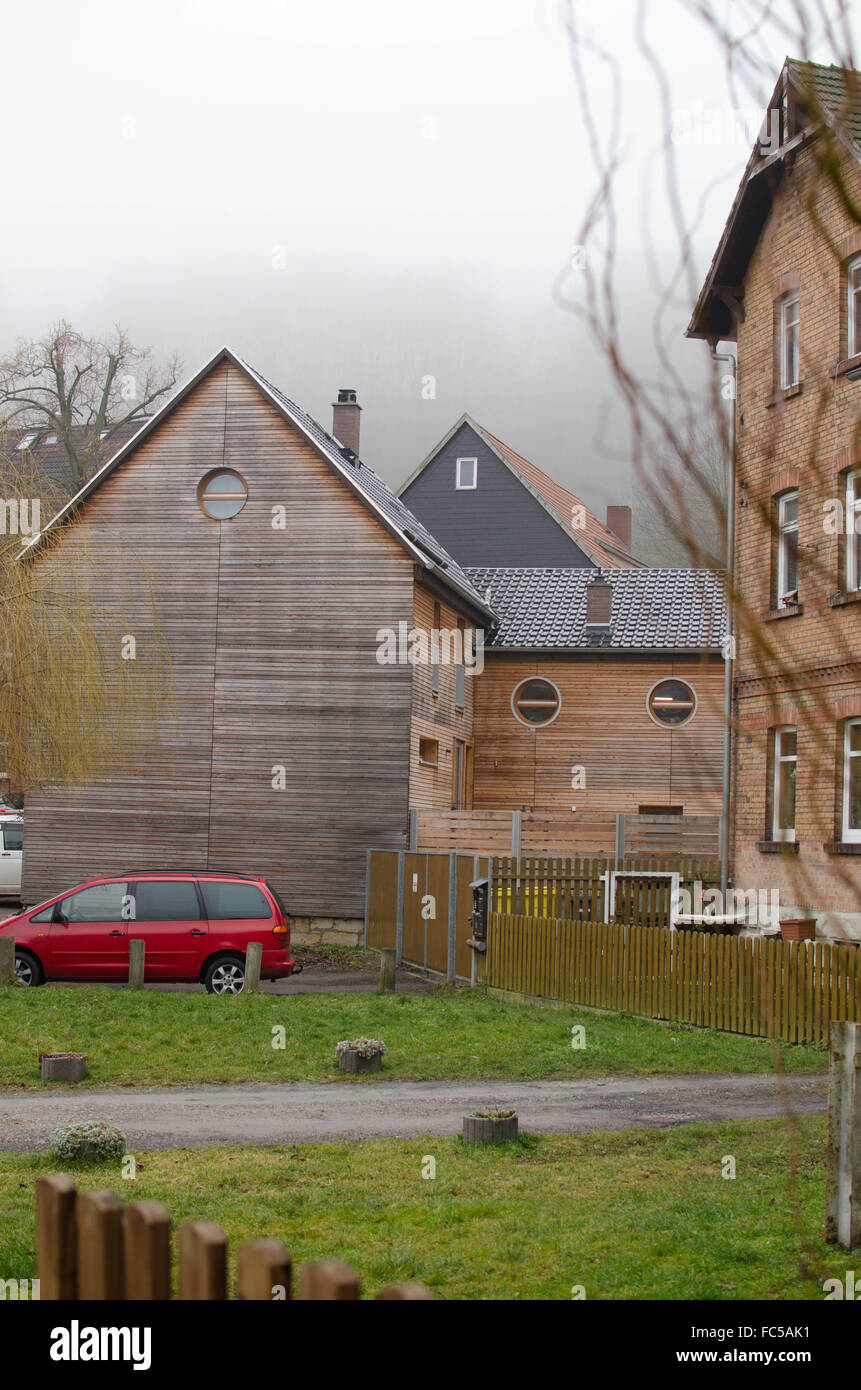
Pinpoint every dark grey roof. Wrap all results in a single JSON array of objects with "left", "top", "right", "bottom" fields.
[
  {"left": 466, "top": 566, "right": 727, "bottom": 651},
  {"left": 241, "top": 359, "right": 492, "bottom": 615},
  {"left": 0, "top": 420, "right": 148, "bottom": 498}
]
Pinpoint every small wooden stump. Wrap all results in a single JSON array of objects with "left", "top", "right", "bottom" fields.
[
  {"left": 378, "top": 947, "right": 396, "bottom": 995},
  {"left": 338, "top": 1050, "right": 382, "bottom": 1074},
  {"left": 40, "top": 1053, "right": 88, "bottom": 1082},
  {"left": 128, "top": 939, "right": 146, "bottom": 990},
  {"left": 462, "top": 1113, "right": 518, "bottom": 1146}
]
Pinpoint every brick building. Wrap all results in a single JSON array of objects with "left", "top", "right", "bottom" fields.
[{"left": 689, "top": 58, "right": 861, "bottom": 940}]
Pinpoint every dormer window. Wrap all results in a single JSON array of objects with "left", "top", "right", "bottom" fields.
[
  {"left": 456, "top": 458, "right": 477, "bottom": 490},
  {"left": 848, "top": 256, "right": 861, "bottom": 359},
  {"left": 779, "top": 293, "right": 800, "bottom": 388}
]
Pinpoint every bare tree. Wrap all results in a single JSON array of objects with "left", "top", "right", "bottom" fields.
[{"left": 0, "top": 322, "right": 180, "bottom": 489}]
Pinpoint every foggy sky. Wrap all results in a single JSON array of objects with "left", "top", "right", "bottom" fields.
[{"left": 1, "top": 0, "right": 855, "bottom": 527}]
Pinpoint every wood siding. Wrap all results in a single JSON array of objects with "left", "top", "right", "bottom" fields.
[
  {"left": 21, "top": 362, "right": 419, "bottom": 918},
  {"left": 408, "top": 582, "right": 475, "bottom": 810},
  {"left": 472, "top": 652, "right": 724, "bottom": 818}
]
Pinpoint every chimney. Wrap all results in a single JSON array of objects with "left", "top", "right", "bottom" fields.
[
  {"left": 332, "top": 388, "right": 361, "bottom": 457},
  {"left": 606, "top": 505, "right": 632, "bottom": 550},
  {"left": 585, "top": 578, "right": 613, "bottom": 628}
]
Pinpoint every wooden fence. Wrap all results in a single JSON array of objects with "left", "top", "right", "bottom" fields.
[
  {"left": 486, "top": 914, "right": 861, "bottom": 1044},
  {"left": 491, "top": 856, "right": 720, "bottom": 931},
  {"left": 411, "top": 809, "right": 720, "bottom": 859},
  {"left": 35, "top": 1176, "right": 434, "bottom": 1300}
]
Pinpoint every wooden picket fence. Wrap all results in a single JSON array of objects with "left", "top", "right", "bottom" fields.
[
  {"left": 486, "top": 914, "right": 861, "bottom": 1044},
  {"left": 36, "top": 1176, "right": 434, "bottom": 1300},
  {"left": 490, "top": 856, "right": 720, "bottom": 930}
]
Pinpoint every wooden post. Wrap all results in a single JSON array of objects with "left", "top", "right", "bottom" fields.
[
  {"left": 36, "top": 1175, "right": 78, "bottom": 1299},
  {"left": 376, "top": 1283, "right": 436, "bottom": 1300},
  {"left": 245, "top": 941, "right": 262, "bottom": 993},
  {"left": 128, "top": 938, "right": 146, "bottom": 990},
  {"left": 237, "top": 1239, "right": 292, "bottom": 1300},
  {"left": 378, "top": 947, "right": 396, "bottom": 995},
  {"left": 826, "top": 1020, "right": 861, "bottom": 1249},
  {"left": 178, "top": 1221, "right": 227, "bottom": 1300},
  {"left": 511, "top": 811, "right": 522, "bottom": 859},
  {"left": 299, "top": 1260, "right": 360, "bottom": 1300},
  {"left": 76, "top": 1190, "right": 125, "bottom": 1299},
  {"left": 409, "top": 807, "right": 418, "bottom": 852},
  {"left": 123, "top": 1200, "right": 171, "bottom": 1300},
  {"left": 0, "top": 935, "right": 14, "bottom": 985}
]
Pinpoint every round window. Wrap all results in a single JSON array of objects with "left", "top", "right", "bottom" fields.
[
  {"left": 647, "top": 679, "right": 697, "bottom": 728},
  {"left": 198, "top": 469, "right": 248, "bottom": 519},
  {"left": 511, "top": 677, "right": 561, "bottom": 727}
]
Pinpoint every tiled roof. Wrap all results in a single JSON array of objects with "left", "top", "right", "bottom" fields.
[
  {"left": 787, "top": 59, "right": 861, "bottom": 149},
  {"left": 467, "top": 566, "right": 727, "bottom": 651},
  {"left": 480, "top": 428, "right": 640, "bottom": 568},
  {"left": 0, "top": 420, "right": 145, "bottom": 497}
]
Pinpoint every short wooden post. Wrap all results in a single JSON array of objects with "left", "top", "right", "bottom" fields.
[
  {"left": 0, "top": 935, "right": 14, "bottom": 985},
  {"left": 76, "top": 1190, "right": 125, "bottom": 1299},
  {"left": 128, "top": 939, "right": 146, "bottom": 990},
  {"left": 299, "top": 1260, "right": 360, "bottom": 1300},
  {"left": 245, "top": 941, "right": 263, "bottom": 993},
  {"left": 237, "top": 1239, "right": 292, "bottom": 1300},
  {"left": 378, "top": 947, "right": 396, "bottom": 995},
  {"left": 178, "top": 1221, "right": 227, "bottom": 1300},
  {"left": 123, "top": 1200, "right": 171, "bottom": 1299},
  {"left": 376, "top": 1282, "right": 436, "bottom": 1300},
  {"left": 36, "top": 1175, "right": 78, "bottom": 1299},
  {"left": 826, "top": 1020, "right": 861, "bottom": 1249}
]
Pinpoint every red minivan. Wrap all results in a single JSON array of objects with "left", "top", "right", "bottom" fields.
[{"left": 0, "top": 870, "right": 299, "bottom": 993}]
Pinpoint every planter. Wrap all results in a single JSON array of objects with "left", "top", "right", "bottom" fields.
[
  {"left": 779, "top": 918, "right": 817, "bottom": 943},
  {"left": 338, "top": 1049, "right": 382, "bottom": 1074},
  {"left": 39, "top": 1052, "right": 88, "bottom": 1082},
  {"left": 462, "top": 1111, "right": 518, "bottom": 1146}
]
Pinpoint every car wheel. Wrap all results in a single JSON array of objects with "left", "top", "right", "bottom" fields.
[
  {"left": 14, "top": 951, "right": 44, "bottom": 987},
  {"left": 204, "top": 955, "right": 246, "bottom": 995}
]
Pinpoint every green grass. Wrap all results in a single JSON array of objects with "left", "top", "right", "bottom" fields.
[
  {"left": 0, "top": 1118, "right": 851, "bottom": 1299},
  {"left": 0, "top": 984, "right": 826, "bottom": 1089}
]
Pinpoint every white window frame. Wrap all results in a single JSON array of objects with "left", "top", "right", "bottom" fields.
[
  {"left": 842, "top": 718, "right": 861, "bottom": 843},
  {"left": 846, "top": 469, "right": 861, "bottom": 592},
  {"left": 16, "top": 432, "right": 39, "bottom": 452},
  {"left": 455, "top": 457, "right": 477, "bottom": 490},
  {"left": 779, "top": 293, "right": 800, "bottom": 389},
  {"left": 777, "top": 490, "right": 799, "bottom": 605},
  {"left": 772, "top": 725, "right": 797, "bottom": 843},
  {"left": 848, "top": 255, "right": 861, "bottom": 359}
]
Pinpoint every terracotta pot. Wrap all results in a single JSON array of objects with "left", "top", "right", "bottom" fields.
[{"left": 779, "top": 918, "right": 816, "bottom": 942}]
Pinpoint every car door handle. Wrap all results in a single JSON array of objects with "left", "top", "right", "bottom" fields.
[
  {"left": 190, "top": 929, "right": 206, "bottom": 936},
  {"left": 109, "top": 930, "right": 124, "bottom": 937}
]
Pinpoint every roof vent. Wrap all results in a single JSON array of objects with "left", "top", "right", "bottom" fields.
[{"left": 585, "top": 578, "right": 613, "bottom": 628}]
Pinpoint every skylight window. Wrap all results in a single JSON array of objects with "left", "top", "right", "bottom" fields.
[{"left": 16, "top": 432, "right": 39, "bottom": 451}]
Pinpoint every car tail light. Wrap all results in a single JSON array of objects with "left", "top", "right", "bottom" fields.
[{"left": 272, "top": 917, "right": 290, "bottom": 942}]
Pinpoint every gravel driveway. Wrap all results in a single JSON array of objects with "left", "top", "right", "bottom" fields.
[{"left": 0, "top": 1073, "right": 828, "bottom": 1151}]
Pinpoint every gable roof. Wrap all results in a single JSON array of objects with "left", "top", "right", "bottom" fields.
[
  {"left": 688, "top": 57, "right": 861, "bottom": 342},
  {"left": 467, "top": 566, "right": 727, "bottom": 652},
  {"left": 18, "top": 348, "right": 497, "bottom": 626},
  {"left": 398, "top": 414, "right": 642, "bottom": 568}
]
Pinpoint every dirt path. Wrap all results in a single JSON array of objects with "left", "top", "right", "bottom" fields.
[{"left": 0, "top": 1073, "right": 827, "bottom": 1151}]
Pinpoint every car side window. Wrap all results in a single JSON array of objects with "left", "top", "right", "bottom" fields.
[
  {"left": 131, "top": 880, "right": 202, "bottom": 921},
  {"left": 201, "top": 881, "right": 270, "bottom": 919},
  {"left": 30, "top": 904, "right": 55, "bottom": 923},
  {"left": 2, "top": 825, "right": 22, "bottom": 851},
  {"left": 59, "top": 882, "right": 130, "bottom": 923}
]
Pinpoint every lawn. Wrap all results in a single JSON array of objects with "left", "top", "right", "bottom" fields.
[
  {"left": 0, "top": 1117, "right": 850, "bottom": 1299},
  {"left": 0, "top": 983, "right": 827, "bottom": 1089}
]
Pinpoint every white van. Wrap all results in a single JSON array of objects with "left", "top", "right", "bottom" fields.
[{"left": 0, "top": 814, "right": 23, "bottom": 900}]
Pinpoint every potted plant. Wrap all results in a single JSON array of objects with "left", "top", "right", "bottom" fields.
[
  {"left": 336, "top": 1037, "right": 386, "bottom": 1073},
  {"left": 39, "top": 1028, "right": 87, "bottom": 1081},
  {"left": 779, "top": 918, "right": 817, "bottom": 942},
  {"left": 462, "top": 1108, "right": 518, "bottom": 1146},
  {"left": 50, "top": 1121, "right": 125, "bottom": 1162}
]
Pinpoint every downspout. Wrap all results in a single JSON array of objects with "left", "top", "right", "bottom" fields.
[{"left": 710, "top": 345, "right": 737, "bottom": 901}]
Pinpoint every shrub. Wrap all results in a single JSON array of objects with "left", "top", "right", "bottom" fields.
[
  {"left": 335, "top": 1037, "right": 387, "bottom": 1060},
  {"left": 50, "top": 1121, "right": 126, "bottom": 1163}
]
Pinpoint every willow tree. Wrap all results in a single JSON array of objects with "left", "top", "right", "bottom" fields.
[{"left": 0, "top": 445, "right": 173, "bottom": 795}]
